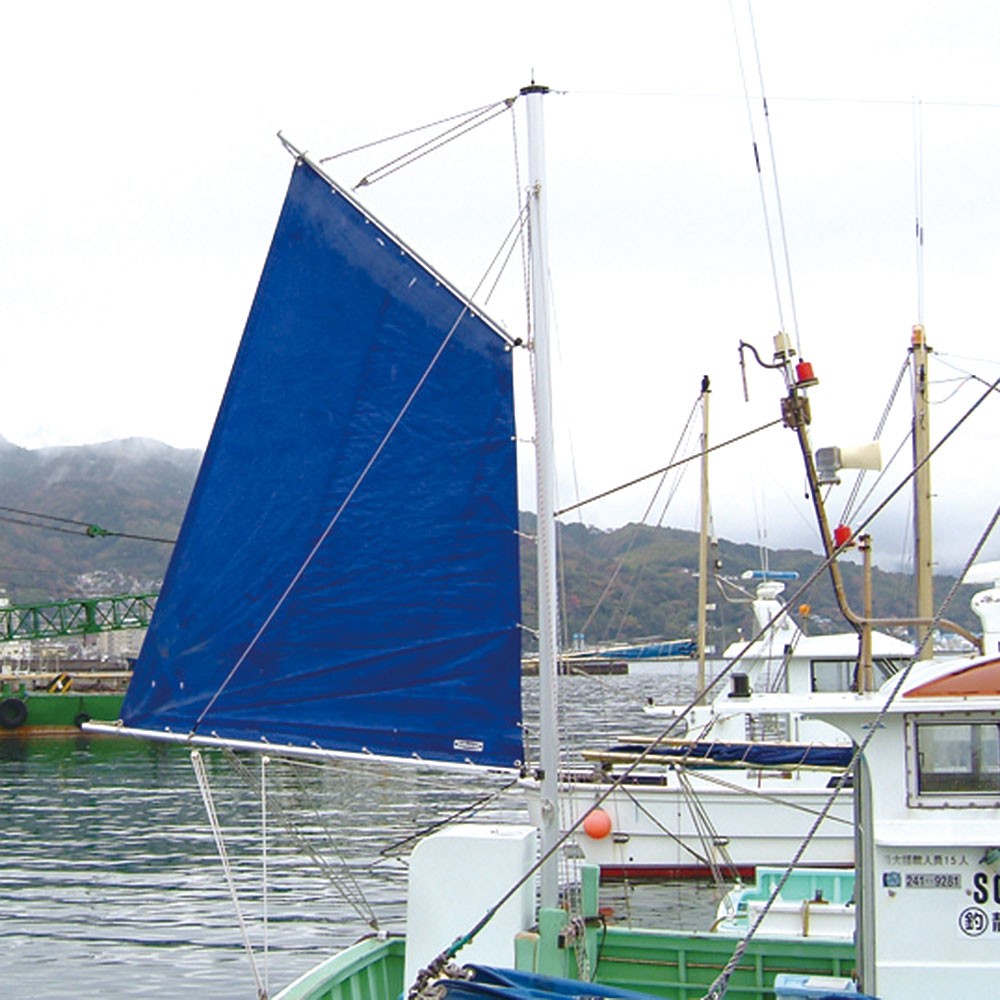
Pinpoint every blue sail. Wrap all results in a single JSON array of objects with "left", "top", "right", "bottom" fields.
[{"left": 121, "top": 156, "right": 522, "bottom": 769}]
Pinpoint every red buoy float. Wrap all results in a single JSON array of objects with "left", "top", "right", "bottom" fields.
[{"left": 582, "top": 807, "right": 612, "bottom": 840}]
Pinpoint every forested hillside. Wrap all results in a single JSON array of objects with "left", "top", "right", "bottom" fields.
[{"left": 0, "top": 438, "right": 976, "bottom": 648}]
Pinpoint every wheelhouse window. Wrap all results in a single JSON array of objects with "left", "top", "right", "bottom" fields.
[
  {"left": 915, "top": 721, "right": 1000, "bottom": 795},
  {"left": 811, "top": 657, "right": 906, "bottom": 693}
]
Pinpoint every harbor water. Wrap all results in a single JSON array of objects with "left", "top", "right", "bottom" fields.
[{"left": 1, "top": 669, "right": 722, "bottom": 999}]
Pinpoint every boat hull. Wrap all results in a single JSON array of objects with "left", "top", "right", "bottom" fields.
[
  {"left": 0, "top": 689, "right": 126, "bottom": 736},
  {"left": 274, "top": 926, "right": 855, "bottom": 1000},
  {"left": 523, "top": 770, "right": 854, "bottom": 879}
]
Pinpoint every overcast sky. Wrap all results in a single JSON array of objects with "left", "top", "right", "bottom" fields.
[{"left": 4, "top": 1, "right": 1000, "bottom": 576}]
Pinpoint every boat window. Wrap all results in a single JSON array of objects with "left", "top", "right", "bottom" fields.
[
  {"left": 811, "top": 660, "right": 855, "bottom": 692},
  {"left": 811, "top": 657, "right": 903, "bottom": 693},
  {"left": 874, "top": 657, "right": 906, "bottom": 683},
  {"left": 915, "top": 722, "right": 1000, "bottom": 795}
]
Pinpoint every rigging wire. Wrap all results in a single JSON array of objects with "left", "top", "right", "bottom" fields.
[
  {"left": 555, "top": 417, "right": 783, "bottom": 517},
  {"left": 575, "top": 390, "right": 702, "bottom": 643},
  {"left": 223, "top": 750, "right": 381, "bottom": 931},
  {"left": 348, "top": 101, "right": 514, "bottom": 189},
  {"left": 729, "top": 0, "right": 801, "bottom": 351},
  {"left": 317, "top": 98, "right": 510, "bottom": 162},
  {"left": 0, "top": 504, "right": 175, "bottom": 544},
  {"left": 837, "top": 356, "right": 910, "bottom": 526}
]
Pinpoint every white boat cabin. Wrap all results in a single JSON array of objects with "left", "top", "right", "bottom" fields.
[{"left": 807, "top": 654, "right": 1000, "bottom": 998}]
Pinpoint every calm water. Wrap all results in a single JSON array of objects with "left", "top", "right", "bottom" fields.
[{"left": 0, "top": 670, "right": 719, "bottom": 1000}]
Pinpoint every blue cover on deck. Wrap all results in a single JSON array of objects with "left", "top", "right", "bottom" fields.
[
  {"left": 444, "top": 966, "right": 663, "bottom": 1000},
  {"left": 598, "top": 639, "right": 697, "bottom": 660},
  {"left": 121, "top": 157, "right": 522, "bottom": 768},
  {"left": 606, "top": 740, "right": 853, "bottom": 769}
]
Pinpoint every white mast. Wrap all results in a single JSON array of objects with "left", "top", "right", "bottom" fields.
[
  {"left": 697, "top": 376, "right": 711, "bottom": 692},
  {"left": 523, "top": 81, "right": 560, "bottom": 910}
]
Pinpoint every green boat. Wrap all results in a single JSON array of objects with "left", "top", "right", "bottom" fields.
[
  {"left": 0, "top": 595, "right": 150, "bottom": 735},
  {"left": 272, "top": 860, "right": 856, "bottom": 1000},
  {"left": 0, "top": 673, "right": 127, "bottom": 735}
]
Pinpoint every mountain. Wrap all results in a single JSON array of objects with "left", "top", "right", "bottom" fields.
[
  {"left": 0, "top": 439, "right": 977, "bottom": 647},
  {"left": 0, "top": 438, "right": 200, "bottom": 602},
  {"left": 518, "top": 515, "right": 980, "bottom": 653}
]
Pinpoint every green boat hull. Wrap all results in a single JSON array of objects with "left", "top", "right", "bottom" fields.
[
  {"left": 274, "top": 928, "right": 854, "bottom": 1000},
  {"left": 0, "top": 683, "right": 126, "bottom": 735},
  {"left": 273, "top": 843, "right": 854, "bottom": 1000}
]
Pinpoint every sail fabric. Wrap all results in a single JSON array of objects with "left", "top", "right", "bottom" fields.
[{"left": 121, "top": 157, "right": 522, "bottom": 769}]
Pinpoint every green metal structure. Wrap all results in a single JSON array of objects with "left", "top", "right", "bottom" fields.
[
  {"left": 0, "top": 593, "right": 154, "bottom": 735},
  {"left": 0, "top": 593, "right": 157, "bottom": 642}
]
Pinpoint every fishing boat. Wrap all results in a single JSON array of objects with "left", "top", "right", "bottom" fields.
[
  {"left": 85, "top": 84, "right": 875, "bottom": 998},
  {"left": 530, "top": 572, "right": 916, "bottom": 879},
  {"left": 528, "top": 324, "right": 989, "bottom": 882}
]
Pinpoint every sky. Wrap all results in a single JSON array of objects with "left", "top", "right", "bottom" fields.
[{"left": 4, "top": 1, "right": 1000, "bottom": 578}]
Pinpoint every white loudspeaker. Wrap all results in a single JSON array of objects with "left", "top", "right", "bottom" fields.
[{"left": 837, "top": 441, "right": 882, "bottom": 471}]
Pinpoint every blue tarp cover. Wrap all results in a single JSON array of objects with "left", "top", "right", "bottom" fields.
[
  {"left": 121, "top": 158, "right": 522, "bottom": 768},
  {"left": 603, "top": 741, "right": 853, "bottom": 769}
]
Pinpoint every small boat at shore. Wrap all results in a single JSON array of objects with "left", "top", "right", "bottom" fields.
[
  {"left": 0, "top": 593, "right": 152, "bottom": 735},
  {"left": 0, "top": 667, "right": 128, "bottom": 735}
]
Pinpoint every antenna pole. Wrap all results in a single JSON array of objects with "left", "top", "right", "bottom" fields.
[{"left": 911, "top": 325, "right": 934, "bottom": 657}]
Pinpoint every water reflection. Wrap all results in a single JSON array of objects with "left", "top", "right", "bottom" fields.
[{"left": 0, "top": 671, "right": 713, "bottom": 999}]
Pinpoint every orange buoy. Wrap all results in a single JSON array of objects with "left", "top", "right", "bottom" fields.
[{"left": 583, "top": 807, "right": 612, "bottom": 840}]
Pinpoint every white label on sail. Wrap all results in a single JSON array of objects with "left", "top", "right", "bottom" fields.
[{"left": 453, "top": 739, "right": 485, "bottom": 753}]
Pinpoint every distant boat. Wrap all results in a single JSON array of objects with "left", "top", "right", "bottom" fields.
[
  {"left": 0, "top": 675, "right": 127, "bottom": 735},
  {"left": 0, "top": 594, "right": 150, "bottom": 735}
]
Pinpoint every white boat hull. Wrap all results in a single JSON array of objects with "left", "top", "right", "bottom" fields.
[{"left": 523, "top": 768, "right": 854, "bottom": 879}]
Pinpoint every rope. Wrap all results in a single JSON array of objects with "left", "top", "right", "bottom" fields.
[
  {"left": 702, "top": 502, "right": 1000, "bottom": 999},
  {"left": 666, "top": 764, "right": 854, "bottom": 826},
  {"left": 191, "top": 750, "right": 268, "bottom": 1000},
  {"left": 674, "top": 768, "right": 741, "bottom": 891},
  {"left": 377, "top": 777, "right": 521, "bottom": 861}
]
